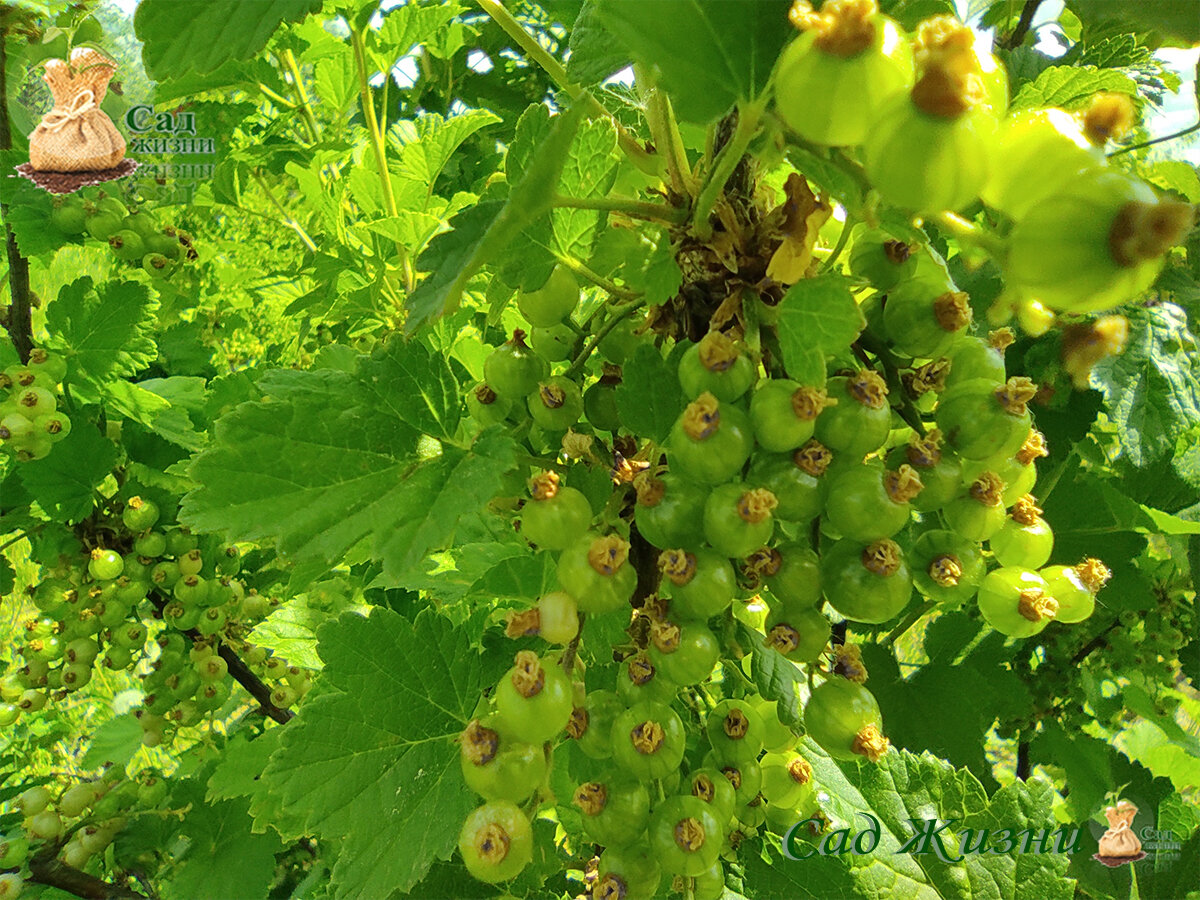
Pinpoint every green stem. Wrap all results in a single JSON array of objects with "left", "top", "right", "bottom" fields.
[
  {"left": 350, "top": 25, "right": 414, "bottom": 292},
  {"left": 882, "top": 600, "right": 937, "bottom": 647},
  {"left": 691, "top": 100, "right": 764, "bottom": 240},
  {"left": 935, "top": 211, "right": 1005, "bottom": 258},
  {"left": 1109, "top": 121, "right": 1200, "bottom": 157},
  {"left": 561, "top": 258, "right": 642, "bottom": 302},
  {"left": 820, "top": 215, "right": 854, "bottom": 273},
  {"left": 564, "top": 300, "right": 645, "bottom": 379},
  {"left": 0, "top": 530, "right": 32, "bottom": 553},
  {"left": 639, "top": 64, "right": 692, "bottom": 197},
  {"left": 251, "top": 171, "right": 318, "bottom": 252},
  {"left": 552, "top": 193, "right": 686, "bottom": 225},
  {"left": 474, "top": 0, "right": 654, "bottom": 170},
  {"left": 1035, "top": 448, "right": 1076, "bottom": 505},
  {"left": 279, "top": 49, "right": 320, "bottom": 142},
  {"left": 256, "top": 82, "right": 296, "bottom": 109}
]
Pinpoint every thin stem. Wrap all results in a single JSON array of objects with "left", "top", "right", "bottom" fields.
[
  {"left": 27, "top": 842, "right": 142, "bottom": 900},
  {"left": 561, "top": 613, "right": 586, "bottom": 672},
  {"left": 935, "top": 211, "right": 1005, "bottom": 258},
  {"left": 256, "top": 82, "right": 297, "bottom": 109},
  {"left": 564, "top": 299, "right": 645, "bottom": 379},
  {"left": 1035, "top": 447, "right": 1076, "bottom": 504},
  {"left": 561, "top": 258, "right": 642, "bottom": 302},
  {"left": 279, "top": 49, "right": 320, "bottom": 142},
  {"left": 639, "top": 64, "right": 692, "bottom": 197},
  {"left": 350, "top": 25, "right": 415, "bottom": 292},
  {"left": 0, "top": 26, "right": 33, "bottom": 364},
  {"left": 691, "top": 100, "right": 764, "bottom": 240},
  {"left": 251, "top": 171, "right": 318, "bottom": 252},
  {"left": 0, "top": 529, "right": 33, "bottom": 553},
  {"left": 999, "top": 0, "right": 1044, "bottom": 50},
  {"left": 882, "top": 600, "right": 937, "bottom": 647},
  {"left": 1109, "top": 121, "right": 1200, "bottom": 157},
  {"left": 819, "top": 215, "right": 854, "bottom": 273},
  {"left": 474, "top": 0, "right": 654, "bottom": 169},
  {"left": 552, "top": 193, "right": 686, "bottom": 225}
]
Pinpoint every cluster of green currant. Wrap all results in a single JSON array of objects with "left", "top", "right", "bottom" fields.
[
  {"left": 49, "top": 191, "right": 196, "bottom": 279},
  {"left": 0, "top": 763, "right": 174, "bottom": 897},
  {"left": 0, "top": 349, "right": 71, "bottom": 462},
  {"left": 774, "top": 0, "right": 1193, "bottom": 323},
  {"left": 0, "top": 765, "right": 169, "bottom": 894},
  {"left": 452, "top": 152, "right": 1123, "bottom": 892},
  {"left": 1, "top": 494, "right": 309, "bottom": 745}
]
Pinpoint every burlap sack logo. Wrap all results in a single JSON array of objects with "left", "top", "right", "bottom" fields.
[
  {"left": 16, "top": 46, "right": 137, "bottom": 193},
  {"left": 1093, "top": 800, "right": 1146, "bottom": 867}
]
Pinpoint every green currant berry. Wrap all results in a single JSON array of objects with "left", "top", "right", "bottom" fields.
[
  {"left": 1007, "top": 169, "right": 1191, "bottom": 313},
  {"left": 977, "top": 567, "right": 1057, "bottom": 638},
  {"left": 466, "top": 383, "right": 511, "bottom": 428},
  {"left": 516, "top": 266, "right": 578, "bottom": 327},
  {"left": 633, "top": 471, "right": 707, "bottom": 550},
  {"left": 678, "top": 331, "right": 755, "bottom": 402},
  {"left": 814, "top": 371, "right": 891, "bottom": 458},
  {"left": 990, "top": 495, "right": 1053, "bottom": 569},
  {"left": 610, "top": 701, "right": 686, "bottom": 781},
  {"left": 657, "top": 548, "right": 736, "bottom": 620},
  {"left": 703, "top": 482, "right": 778, "bottom": 559},
  {"left": 557, "top": 532, "right": 636, "bottom": 614},
  {"left": 521, "top": 471, "right": 592, "bottom": 551},
  {"left": 824, "top": 461, "right": 922, "bottom": 542},
  {"left": 460, "top": 719, "right": 547, "bottom": 803},
  {"left": 706, "top": 699, "right": 765, "bottom": 764},
  {"left": 821, "top": 538, "right": 912, "bottom": 624},
  {"left": 944, "top": 471, "right": 1007, "bottom": 541},
  {"left": 108, "top": 229, "right": 146, "bottom": 262},
  {"left": 773, "top": 6, "right": 912, "bottom": 146},
  {"left": 649, "top": 794, "right": 723, "bottom": 876},
  {"left": 484, "top": 331, "right": 549, "bottom": 400},
  {"left": 909, "top": 528, "right": 985, "bottom": 607},
  {"left": 573, "top": 777, "right": 650, "bottom": 847},
  {"left": 458, "top": 800, "right": 532, "bottom": 883},
  {"left": 668, "top": 392, "right": 753, "bottom": 485},
  {"left": 647, "top": 619, "right": 719, "bottom": 685},
  {"left": 804, "top": 677, "right": 888, "bottom": 761},
  {"left": 750, "top": 380, "right": 829, "bottom": 453},
  {"left": 495, "top": 651, "right": 572, "bottom": 743}
]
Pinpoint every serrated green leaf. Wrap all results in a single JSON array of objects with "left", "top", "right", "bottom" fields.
[
  {"left": 134, "top": 0, "right": 315, "bottom": 79},
  {"left": 1011, "top": 65, "right": 1138, "bottom": 110},
  {"left": 169, "top": 793, "right": 283, "bottom": 900},
  {"left": 394, "top": 110, "right": 502, "bottom": 211},
  {"left": 554, "top": 118, "right": 621, "bottom": 260},
  {"left": 405, "top": 105, "right": 584, "bottom": 331},
  {"left": 1114, "top": 720, "right": 1200, "bottom": 792},
  {"left": 248, "top": 604, "right": 329, "bottom": 671},
  {"left": 182, "top": 369, "right": 516, "bottom": 580},
  {"left": 259, "top": 608, "right": 508, "bottom": 898},
  {"left": 776, "top": 275, "right": 864, "bottom": 378},
  {"left": 207, "top": 730, "right": 284, "bottom": 804},
  {"left": 1067, "top": 0, "right": 1200, "bottom": 46},
  {"left": 1090, "top": 303, "right": 1200, "bottom": 468},
  {"left": 373, "top": 1, "right": 461, "bottom": 64},
  {"left": 356, "top": 338, "right": 461, "bottom": 439},
  {"left": 744, "top": 622, "right": 804, "bottom": 728},
  {"left": 18, "top": 426, "right": 117, "bottom": 522},
  {"left": 594, "top": 0, "right": 792, "bottom": 124},
  {"left": 614, "top": 341, "right": 686, "bottom": 443},
  {"left": 79, "top": 713, "right": 142, "bottom": 770},
  {"left": 43, "top": 278, "right": 159, "bottom": 388},
  {"left": 566, "top": 1, "right": 630, "bottom": 85}
]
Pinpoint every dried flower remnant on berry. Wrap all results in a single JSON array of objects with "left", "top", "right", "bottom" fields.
[
  {"left": 832, "top": 643, "right": 868, "bottom": 683},
  {"left": 1018, "top": 589, "right": 1058, "bottom": 623},
  {"left": 789, "top": 0, "right": 879, "bottom": 57}
]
